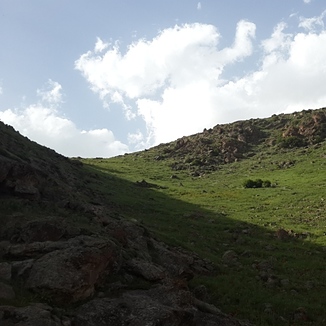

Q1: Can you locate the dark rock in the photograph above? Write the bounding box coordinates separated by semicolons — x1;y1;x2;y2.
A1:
0;304;65;326
275;228;290;240
25;239;118;304
17;220;66;243
73;285;252;326
222;250;238;265
0;262;11;281
149;239;214;278
11;259;34;279
0;282;15;300
125;258;165;281
193;284;208;301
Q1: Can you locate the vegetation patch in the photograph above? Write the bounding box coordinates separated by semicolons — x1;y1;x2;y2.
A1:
243;179;272;188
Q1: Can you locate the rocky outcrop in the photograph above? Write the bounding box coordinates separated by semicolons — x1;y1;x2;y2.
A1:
149;107;326;175
0;216;252;325
73;285;248;326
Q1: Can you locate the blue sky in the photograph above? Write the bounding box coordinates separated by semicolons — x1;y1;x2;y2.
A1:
1;0;326;157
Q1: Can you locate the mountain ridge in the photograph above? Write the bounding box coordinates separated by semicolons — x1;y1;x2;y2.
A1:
148;107;326;176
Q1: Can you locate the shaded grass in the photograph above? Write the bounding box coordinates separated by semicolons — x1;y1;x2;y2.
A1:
80;141;326;325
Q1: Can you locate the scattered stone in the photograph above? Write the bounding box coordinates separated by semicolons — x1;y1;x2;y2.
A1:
266;275;279;287
222;250;238;265
170;174;179;179
292;307;309;322
305;281;314;290
280;279;290;287
275;228;290;240
265;244;275;251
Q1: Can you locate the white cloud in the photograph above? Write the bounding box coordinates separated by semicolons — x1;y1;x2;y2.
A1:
36;79;63;107
261;22;291;55
76;16;326;150
197;2;202;10
0;81;128;157
94;37;109;53
303;0;312;3
76;21;256;145
299;10;326;31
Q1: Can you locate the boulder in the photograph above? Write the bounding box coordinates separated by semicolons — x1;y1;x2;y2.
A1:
25;239;118;304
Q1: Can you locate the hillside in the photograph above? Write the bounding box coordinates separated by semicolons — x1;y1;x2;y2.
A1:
151;107;326;176
0;123;251;325
1;107;326;325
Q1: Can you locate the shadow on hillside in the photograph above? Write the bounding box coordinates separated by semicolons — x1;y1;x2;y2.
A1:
83;163;326;325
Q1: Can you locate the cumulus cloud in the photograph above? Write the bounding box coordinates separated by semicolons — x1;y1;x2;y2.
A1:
76;14;326;149
75;21;256;146
0;81;128;157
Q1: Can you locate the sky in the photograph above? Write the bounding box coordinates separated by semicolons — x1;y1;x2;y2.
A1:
1;0;326;158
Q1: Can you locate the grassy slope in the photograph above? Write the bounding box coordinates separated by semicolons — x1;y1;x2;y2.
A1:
82;140;326;325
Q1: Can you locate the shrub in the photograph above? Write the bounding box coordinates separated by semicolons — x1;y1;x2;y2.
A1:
262;180;271;188
243;179;271;188
278;136;306;148
243;179;256;188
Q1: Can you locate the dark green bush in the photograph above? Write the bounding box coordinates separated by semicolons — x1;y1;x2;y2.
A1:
262;180;271;188
278;136;306;148
243;179;271;188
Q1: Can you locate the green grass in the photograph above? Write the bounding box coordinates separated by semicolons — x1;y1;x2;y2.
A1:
81;141;326;325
